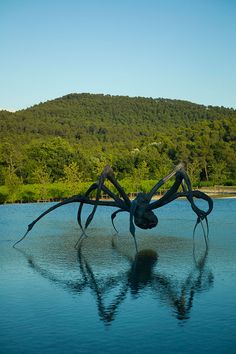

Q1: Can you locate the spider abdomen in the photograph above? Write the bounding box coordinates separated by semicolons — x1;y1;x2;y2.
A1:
134;209;158;230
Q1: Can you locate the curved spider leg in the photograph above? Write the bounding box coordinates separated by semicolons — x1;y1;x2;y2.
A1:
76;178;127;248
147;163;212;249
193;190;213;216
149;185;212;249
77;183;98;234
101;165;131;208
76;182;109;246
182;188;212;247
13;195;81;247
79;183;126;231
181;180;209;241
188;191;213;241
193;216;209;247
147;163;184;202
148;171;184;210
180;172;208;242
111;209;126;233
167;169;213;243
83;166;129;232
129;200;138;252
197;214;209;242
77;183;117;229
13;229;32;249
199;217;208;247
177;170;212;219
148;163;202;212
83;169;110;231
81;165;131;239
76;181;126;241
13;195;118;247
185;190;212;248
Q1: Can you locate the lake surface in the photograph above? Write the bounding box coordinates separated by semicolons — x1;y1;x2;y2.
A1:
0;198;236;354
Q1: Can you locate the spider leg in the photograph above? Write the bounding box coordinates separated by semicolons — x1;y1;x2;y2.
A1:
148;164;213;246
149;172;184;210
75;183;125;248
185;190;212;237
173;168;213;221
184;187;213;242
149;164;194;210
102;165;131;207
192;215;209;249
78;182;126;232
152;189;212;244
77;183;97;233
13;195;118;247
129;200;138;252
111;209;126;233
177;170;210;239
147;163;184;201
13;229;31;249
149;166;213;224
83;165;130;232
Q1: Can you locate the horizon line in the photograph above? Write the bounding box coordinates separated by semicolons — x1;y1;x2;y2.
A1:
1;92;235;112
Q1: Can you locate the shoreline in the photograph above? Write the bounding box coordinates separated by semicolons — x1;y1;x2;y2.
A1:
1;182;236;205
1;193;236;205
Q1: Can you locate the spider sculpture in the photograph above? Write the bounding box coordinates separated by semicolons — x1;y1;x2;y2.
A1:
13;163;213;249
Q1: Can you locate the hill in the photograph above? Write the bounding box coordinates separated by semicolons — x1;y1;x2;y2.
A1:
0;93;236;190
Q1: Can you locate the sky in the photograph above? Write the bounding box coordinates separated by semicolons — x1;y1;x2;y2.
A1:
0;0;236;111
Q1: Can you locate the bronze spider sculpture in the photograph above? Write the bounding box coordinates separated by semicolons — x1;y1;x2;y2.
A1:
13;163;213;250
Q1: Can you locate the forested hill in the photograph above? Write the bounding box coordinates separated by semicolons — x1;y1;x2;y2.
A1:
1;93;236;142
0;93;236;187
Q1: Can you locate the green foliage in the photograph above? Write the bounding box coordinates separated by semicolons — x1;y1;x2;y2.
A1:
62;162;83;194
0;186;8;203
0;93;235;203
209;161;228;185
31;164;51;184
187;160;201;185
3;168;23;203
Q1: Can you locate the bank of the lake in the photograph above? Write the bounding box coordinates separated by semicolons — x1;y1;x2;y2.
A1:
0;181;236;204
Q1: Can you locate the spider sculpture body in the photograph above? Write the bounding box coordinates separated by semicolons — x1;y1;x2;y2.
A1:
13;163;213;250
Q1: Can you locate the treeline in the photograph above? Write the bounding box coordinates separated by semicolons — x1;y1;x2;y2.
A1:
0;93;235;203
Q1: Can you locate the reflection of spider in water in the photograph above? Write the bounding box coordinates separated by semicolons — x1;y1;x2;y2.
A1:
13;163;213;250
19;240;214;324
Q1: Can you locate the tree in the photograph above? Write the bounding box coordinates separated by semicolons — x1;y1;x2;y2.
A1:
209;161;228;185
3;168;22;202
187;160;201;186
31;165;51;184
62;162;83;194
27;137;75;181
131;161;150;192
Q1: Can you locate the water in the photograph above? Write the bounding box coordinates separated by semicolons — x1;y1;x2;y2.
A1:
0;199;236;354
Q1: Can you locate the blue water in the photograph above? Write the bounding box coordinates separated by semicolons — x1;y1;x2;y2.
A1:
0;199;236;354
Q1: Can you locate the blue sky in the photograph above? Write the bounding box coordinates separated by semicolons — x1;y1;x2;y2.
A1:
0;0;236;111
